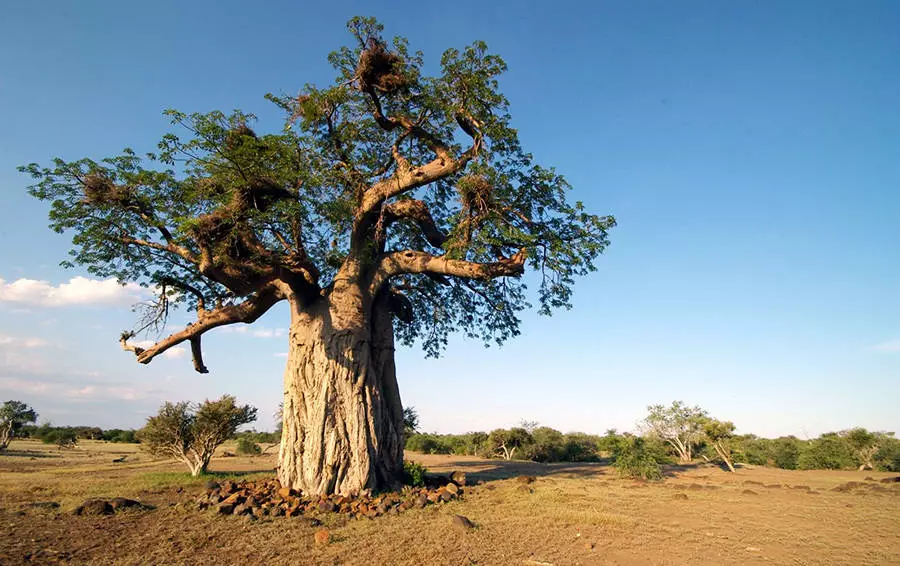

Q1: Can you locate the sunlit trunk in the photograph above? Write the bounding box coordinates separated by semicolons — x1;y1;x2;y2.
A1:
277;296;404;495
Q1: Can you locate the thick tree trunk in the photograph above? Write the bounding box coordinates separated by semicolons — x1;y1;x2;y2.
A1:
277;296;404;496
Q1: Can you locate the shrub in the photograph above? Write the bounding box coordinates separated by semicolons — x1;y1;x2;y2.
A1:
236;437;261;455
405;433;452;454
139;395;257;477
797;434;855;470
613;436;663;481
402;460;427;487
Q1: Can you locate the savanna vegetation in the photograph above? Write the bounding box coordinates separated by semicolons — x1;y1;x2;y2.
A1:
23;16;614;497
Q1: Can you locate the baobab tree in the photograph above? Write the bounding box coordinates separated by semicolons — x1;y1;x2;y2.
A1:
22;18;614;495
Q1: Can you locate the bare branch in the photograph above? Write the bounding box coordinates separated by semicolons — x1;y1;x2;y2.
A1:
369;249;526;295
120;287;283;373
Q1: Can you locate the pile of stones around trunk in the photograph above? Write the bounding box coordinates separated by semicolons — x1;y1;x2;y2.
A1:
198;471;468;521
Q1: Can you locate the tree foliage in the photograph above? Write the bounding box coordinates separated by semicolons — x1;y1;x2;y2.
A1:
0;401;38;450
702;418;736;472
139;395;257;476
21;16;615;372
641;401;708;464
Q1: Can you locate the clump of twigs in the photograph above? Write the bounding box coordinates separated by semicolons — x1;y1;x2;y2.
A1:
224;124;257;151
82;173;138;208
357;39;407;93
456;174;493;216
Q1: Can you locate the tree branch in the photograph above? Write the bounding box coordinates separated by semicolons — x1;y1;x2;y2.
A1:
120;286;282;373
379;199;447;248
369;249;526;295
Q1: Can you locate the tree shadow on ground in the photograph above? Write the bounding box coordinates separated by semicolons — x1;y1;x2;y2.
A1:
422;457;707;484
0;450;61;459
426;458;614;483
204;469;276;478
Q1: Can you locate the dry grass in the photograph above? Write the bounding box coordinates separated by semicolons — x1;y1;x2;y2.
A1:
1;440;898;565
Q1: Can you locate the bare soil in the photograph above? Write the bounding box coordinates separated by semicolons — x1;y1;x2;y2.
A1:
1;440;898;565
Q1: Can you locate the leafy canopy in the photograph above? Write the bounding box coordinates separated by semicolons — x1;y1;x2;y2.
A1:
21;17;614;358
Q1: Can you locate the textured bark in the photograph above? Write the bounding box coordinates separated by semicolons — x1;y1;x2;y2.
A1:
277;294;404;496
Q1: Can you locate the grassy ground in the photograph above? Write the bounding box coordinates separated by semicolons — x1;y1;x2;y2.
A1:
1;439;898;565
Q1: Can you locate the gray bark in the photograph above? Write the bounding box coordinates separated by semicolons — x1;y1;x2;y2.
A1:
277;295;404;496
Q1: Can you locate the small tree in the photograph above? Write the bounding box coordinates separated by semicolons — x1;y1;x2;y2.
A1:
0;401;38;450
642;401;707;464
402;406;419;438
842;428;881;471
612;436;663;481
703;419;736;472
487;427;533;460
139;395;256;476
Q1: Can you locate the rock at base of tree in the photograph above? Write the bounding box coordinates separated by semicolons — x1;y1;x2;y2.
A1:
314;529;330;545
200;477;462;523
450;471;467;486
673;493;689;500
516;475;536;485
205;480;220;490
74;499;113;516
452;514;476;531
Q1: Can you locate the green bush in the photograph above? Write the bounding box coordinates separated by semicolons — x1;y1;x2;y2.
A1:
613;436;663;481
405;433;452;454
797;434;855;470
402;460;428;487
236;437;261;455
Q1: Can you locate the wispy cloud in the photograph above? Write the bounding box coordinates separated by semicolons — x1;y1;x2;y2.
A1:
870;338;900;353
0;334;48;348
217;325;286;338
0;276;147;307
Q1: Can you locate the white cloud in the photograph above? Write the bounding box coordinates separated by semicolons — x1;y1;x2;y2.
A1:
870;339;900;353
163;347;188;359
217;325;286;338
0;334;48;348
0;276;147;307
253;327;287;338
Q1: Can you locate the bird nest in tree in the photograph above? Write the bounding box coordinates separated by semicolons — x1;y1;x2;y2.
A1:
357;41;407;93
456;174;493;216
224;125;257;151
82;173;136;207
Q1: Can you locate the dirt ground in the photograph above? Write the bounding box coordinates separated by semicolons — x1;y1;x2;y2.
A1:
1;440;898;565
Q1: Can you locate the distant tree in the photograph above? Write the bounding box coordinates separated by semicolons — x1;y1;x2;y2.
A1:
24;16;614;496
0;401;38;450
641;401;708;464
703;419;736;472
797;433;855;470
487;427;533;460
139;395;257;476
612;436;663;481
874;434;900;472
841;428;882;471
402;406;419;438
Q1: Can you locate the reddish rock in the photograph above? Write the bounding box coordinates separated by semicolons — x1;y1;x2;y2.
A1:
314;529;330;545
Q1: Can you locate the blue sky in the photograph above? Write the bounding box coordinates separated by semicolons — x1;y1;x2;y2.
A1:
1;1;897;437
